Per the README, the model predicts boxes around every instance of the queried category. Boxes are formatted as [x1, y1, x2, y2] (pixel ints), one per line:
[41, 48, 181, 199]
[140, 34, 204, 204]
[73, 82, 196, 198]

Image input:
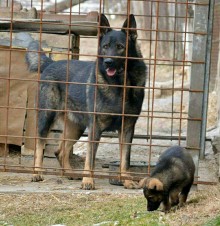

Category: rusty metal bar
[0, 166, 216, 185]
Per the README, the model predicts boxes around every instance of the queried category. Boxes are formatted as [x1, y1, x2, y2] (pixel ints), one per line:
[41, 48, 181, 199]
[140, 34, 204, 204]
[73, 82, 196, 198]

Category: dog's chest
[95, 91, 136, 132]
[96, 86, 132, 113]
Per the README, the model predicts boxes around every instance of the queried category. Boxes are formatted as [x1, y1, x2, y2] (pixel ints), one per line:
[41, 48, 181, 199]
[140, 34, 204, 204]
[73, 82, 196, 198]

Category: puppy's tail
[26, 41, 53, 73]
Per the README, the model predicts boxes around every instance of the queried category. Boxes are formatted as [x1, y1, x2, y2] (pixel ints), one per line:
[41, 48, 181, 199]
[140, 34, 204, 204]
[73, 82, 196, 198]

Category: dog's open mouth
[106, 68, 116, 77]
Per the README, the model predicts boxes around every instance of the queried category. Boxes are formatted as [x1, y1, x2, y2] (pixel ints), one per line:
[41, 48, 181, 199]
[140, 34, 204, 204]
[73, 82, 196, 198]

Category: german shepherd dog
[26, 14, 147, 190]
[139, 146, 195, 212]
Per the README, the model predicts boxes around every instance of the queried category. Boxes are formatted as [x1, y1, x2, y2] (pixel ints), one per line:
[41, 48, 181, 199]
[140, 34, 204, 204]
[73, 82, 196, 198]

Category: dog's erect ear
[121, 14, 137, 40]
[147, 178, 164, 191]
[99, 14, 112, 37]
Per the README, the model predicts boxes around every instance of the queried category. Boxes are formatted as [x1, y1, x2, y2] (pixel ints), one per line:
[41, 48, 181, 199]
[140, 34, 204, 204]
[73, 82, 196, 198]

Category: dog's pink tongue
[106, 68, 116, 76]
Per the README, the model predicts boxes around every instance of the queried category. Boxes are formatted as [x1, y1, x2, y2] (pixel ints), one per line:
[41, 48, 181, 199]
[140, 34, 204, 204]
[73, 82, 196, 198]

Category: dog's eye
[117, 44, 124, 49]
[103, 44, 109, 49]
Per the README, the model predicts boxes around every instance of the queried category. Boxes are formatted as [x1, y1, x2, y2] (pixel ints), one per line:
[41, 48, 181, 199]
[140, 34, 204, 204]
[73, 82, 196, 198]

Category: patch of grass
[0, 193, 168, 226]
[203, 215, 220, 226]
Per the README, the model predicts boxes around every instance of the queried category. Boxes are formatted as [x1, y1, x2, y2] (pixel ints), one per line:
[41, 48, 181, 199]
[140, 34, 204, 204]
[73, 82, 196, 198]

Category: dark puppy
[139, 146, 195, 212]
[26, 14, 147, 190]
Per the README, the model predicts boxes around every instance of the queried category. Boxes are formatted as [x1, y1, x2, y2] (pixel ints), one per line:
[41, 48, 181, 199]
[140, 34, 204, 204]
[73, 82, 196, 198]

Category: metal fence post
[186, 0, 210, 183]
[200, 0, 215, 159]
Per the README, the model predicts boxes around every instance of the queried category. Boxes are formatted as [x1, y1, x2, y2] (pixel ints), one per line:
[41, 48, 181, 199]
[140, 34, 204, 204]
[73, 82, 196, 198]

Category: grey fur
[26, 41, 53, 72]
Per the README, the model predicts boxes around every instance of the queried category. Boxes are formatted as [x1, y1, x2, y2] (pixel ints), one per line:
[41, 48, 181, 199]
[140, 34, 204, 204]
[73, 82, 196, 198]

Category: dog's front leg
[119, 123, 139, 189]
[81, 127, 101, 190]
[162, 195, 171, 213]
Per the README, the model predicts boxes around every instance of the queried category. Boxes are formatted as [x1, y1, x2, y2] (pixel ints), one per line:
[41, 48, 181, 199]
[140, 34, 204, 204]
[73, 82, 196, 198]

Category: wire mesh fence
[0, 0, 216, 187]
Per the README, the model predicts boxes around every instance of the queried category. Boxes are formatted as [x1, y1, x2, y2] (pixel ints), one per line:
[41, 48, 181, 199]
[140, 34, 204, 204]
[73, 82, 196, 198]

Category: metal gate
[0, 0, 216, 186]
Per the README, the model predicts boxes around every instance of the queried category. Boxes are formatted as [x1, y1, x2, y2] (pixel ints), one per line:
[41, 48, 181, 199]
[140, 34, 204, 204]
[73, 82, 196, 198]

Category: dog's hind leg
[55, 119, 85, 179]
[32, 110, 56, 182]
[32, 83, 60, 182]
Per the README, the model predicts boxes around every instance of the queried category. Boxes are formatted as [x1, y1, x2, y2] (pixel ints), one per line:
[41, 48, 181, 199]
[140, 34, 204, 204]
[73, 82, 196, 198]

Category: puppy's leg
[55, 120, 85, 179]
[81, 126, 101, 190]
[119, 122, 139, 189]
[170, 189, 180, 206]
[32, 139, 45, 182]
[162, 195, 171, 213]
[179, 181, 193, 207]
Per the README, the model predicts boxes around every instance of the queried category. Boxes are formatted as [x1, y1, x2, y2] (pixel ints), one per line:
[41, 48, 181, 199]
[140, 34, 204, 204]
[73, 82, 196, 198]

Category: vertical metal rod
[148, 0, 160, 175]
[171, 1, 177, 139]
[200, 0, 215, 159]
[118, 0, 131, 181]
[4, 0, 14, 169]
[178, 0, 189, 145]
[146, 1, 153, 140]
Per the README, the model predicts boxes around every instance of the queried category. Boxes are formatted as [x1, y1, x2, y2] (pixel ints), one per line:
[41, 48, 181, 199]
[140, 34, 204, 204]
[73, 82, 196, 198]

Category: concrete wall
[210, 1, 220, 92]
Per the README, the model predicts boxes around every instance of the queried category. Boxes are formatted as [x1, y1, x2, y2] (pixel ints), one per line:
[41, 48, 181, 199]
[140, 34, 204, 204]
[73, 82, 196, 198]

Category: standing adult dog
[26, 14, 147, 190]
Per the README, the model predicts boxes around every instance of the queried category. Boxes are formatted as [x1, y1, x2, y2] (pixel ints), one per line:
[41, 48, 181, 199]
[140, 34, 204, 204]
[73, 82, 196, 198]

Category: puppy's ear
[99, 14, 112, 37]
[121, 14, 137, 41]
[138, 178, 149, 188]
[147, 178, 164, 191]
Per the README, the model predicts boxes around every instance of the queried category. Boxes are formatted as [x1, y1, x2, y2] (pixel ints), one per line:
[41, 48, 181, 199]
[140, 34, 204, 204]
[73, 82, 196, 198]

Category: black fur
[151, 146, 195, 179]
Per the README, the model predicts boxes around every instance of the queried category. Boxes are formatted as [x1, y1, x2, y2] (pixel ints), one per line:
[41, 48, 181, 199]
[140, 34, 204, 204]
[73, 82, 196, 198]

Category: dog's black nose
[104, 58, 113, 67]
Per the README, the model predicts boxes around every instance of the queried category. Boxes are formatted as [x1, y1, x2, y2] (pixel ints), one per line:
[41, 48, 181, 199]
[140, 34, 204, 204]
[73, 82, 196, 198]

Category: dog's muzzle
[104, 58, 116, 76]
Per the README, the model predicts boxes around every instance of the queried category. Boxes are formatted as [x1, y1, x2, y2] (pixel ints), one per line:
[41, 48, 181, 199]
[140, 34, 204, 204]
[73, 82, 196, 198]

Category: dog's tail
[26, 41, 53, 73]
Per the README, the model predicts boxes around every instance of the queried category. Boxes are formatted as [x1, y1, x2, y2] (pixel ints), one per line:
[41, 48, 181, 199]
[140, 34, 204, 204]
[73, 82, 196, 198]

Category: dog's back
[152, 145, 195, 186]
[26, 41, 95, 136]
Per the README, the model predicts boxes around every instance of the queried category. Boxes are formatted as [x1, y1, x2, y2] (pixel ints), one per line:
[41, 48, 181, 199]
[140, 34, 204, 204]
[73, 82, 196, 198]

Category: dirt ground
[0, 161, 219, 226]
[0, 114, 219, 225]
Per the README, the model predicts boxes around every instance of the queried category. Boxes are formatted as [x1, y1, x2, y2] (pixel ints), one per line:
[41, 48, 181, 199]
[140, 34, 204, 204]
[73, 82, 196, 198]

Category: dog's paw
[123, 180, 139, 189]
[81, 177, 95, 190]
[31, 174, 44, 182]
